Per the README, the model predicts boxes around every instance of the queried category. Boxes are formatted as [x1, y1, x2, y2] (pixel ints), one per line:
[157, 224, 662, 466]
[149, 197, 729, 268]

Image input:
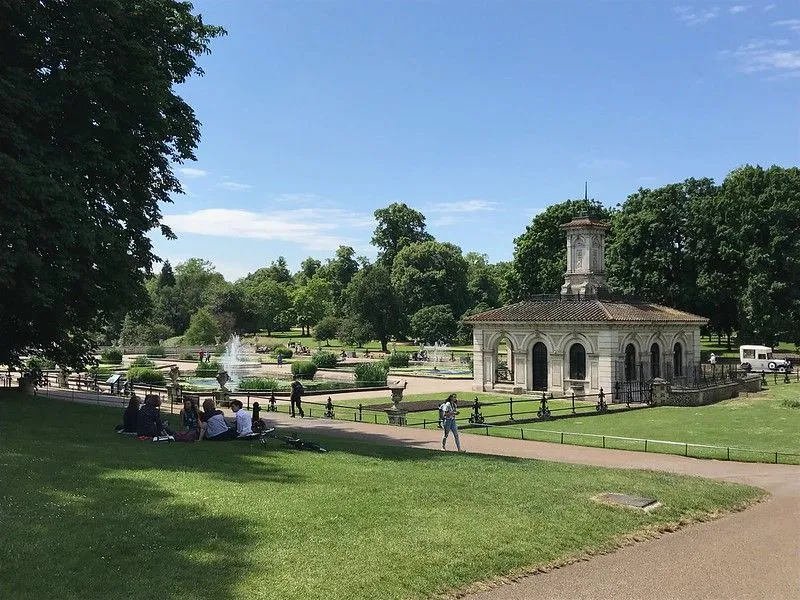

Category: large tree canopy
[372, 203, 434, 266]
[0, 1, 224, 367]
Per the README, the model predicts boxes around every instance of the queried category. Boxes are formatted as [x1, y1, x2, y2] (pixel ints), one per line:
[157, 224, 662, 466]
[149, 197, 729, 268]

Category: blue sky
[154, 1, 800, 280]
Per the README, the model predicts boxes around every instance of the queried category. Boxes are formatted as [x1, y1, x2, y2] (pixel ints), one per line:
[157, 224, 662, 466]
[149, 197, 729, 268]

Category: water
[420, 341, 449, 369]
[220, 334, 252, 389]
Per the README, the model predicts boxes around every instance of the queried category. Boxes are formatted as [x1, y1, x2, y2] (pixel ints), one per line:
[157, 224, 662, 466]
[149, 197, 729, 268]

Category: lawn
[475, 384, 800, 462]
[0, 392, 763, 600]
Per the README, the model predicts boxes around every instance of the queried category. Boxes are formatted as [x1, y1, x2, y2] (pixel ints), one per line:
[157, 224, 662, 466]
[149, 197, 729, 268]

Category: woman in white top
[441, 394, 463, 452]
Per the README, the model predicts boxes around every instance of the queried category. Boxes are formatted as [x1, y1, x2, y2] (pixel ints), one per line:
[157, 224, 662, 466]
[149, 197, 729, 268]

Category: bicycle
[258, 429, 328, 453]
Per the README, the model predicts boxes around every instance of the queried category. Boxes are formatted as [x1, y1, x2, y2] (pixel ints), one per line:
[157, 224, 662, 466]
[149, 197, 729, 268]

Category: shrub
[313, 316, 340, 345]
[180, 352, 197, 361]
[386, 352, 410, 368]
[195, 359, 221, 377]
[26, 357, 56, 371]
[126, 366, 165, 385]
[183, 308, 221, 345]
[354, 362, 388, 387]
[312, 351, 338, 369]
[238, 377, 281, 391]
[100, 349, 123, 364]
[271, 345, 293, 359]
[146, 345, 166, 357]
[291, 360, 317, 379]
[131, 356, 156, 368]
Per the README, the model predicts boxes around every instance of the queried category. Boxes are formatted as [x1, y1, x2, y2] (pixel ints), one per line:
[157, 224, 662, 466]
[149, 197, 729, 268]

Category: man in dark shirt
[290, 377, 305, 418]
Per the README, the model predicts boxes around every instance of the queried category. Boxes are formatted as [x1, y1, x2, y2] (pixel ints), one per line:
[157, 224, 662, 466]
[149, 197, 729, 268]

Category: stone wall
[663, 375, 762, 407]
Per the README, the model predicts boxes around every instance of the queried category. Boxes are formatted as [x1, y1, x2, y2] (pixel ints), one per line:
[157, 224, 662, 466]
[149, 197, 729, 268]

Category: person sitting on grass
[116, 394, 140, 434]
[231, 400, 253, 437]
[173, 398, 201, 441]
[200, 398, 237, 441]
[136, 395, 174, 441]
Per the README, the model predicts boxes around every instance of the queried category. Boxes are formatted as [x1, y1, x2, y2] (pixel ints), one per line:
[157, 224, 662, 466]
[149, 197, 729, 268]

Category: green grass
[0, 392, 764, 600]
[478, 385, 800, 462]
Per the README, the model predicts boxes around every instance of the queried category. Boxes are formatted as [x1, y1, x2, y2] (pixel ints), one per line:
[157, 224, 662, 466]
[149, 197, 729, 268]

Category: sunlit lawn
[0, 392, 764, 600]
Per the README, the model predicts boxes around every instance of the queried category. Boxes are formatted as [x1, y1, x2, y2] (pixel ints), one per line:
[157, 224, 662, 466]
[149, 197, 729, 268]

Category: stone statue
[216, 370, 230, 392]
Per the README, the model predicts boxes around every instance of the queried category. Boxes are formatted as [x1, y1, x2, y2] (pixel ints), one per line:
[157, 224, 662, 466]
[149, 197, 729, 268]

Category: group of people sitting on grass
[117, 394, 264, 442]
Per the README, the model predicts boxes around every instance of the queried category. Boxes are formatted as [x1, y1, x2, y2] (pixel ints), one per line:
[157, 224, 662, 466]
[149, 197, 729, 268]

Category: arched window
[673, 342, 683, 377]
[569, 343, 586, 380]
[650, 343, 661, 379]
[624, 344, 637, 381]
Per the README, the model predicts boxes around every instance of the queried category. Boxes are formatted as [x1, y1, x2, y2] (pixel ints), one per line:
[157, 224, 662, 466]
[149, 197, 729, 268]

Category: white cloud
[215, 181, 253, 191]
[722, 39, 800, 77]
[178, 167, 207, 178]
[162, 207, 372, 251]
[673, 5, 720, 26]
[579, 158, 630, 170]
[729, 5, 749, 14]
[773, 19, 800, 31]
[763, 4, 776, 11]
[426, 199, 499, 213]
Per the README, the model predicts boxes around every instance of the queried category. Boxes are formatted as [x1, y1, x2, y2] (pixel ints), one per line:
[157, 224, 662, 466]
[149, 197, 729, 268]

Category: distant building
[465, 216, 708, 401]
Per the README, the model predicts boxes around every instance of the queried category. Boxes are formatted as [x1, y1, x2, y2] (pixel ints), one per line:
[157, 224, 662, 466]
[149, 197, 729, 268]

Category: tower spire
[584, 181, 588, 201]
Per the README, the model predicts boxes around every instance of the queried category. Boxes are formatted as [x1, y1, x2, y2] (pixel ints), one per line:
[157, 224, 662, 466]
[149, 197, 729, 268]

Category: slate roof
[464, 299, 708, 324]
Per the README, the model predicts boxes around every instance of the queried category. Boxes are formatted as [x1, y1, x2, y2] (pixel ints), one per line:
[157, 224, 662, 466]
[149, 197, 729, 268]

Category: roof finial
[584, 181, 588, 201]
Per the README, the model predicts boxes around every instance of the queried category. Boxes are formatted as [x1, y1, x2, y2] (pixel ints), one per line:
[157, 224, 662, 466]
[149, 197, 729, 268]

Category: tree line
[117, 164, 800, 354]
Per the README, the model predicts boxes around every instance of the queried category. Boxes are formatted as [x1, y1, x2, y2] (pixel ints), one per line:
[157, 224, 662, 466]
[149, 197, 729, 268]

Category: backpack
[438, 403, 446, 421]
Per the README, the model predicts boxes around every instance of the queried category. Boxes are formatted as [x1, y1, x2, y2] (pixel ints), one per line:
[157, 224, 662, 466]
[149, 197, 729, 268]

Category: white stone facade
[471, 322, 703, 397]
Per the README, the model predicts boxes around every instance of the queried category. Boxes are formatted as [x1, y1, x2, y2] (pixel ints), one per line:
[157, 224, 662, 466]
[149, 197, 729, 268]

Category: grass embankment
[474, 385, 800, 463]
[0, 392, 763, 600]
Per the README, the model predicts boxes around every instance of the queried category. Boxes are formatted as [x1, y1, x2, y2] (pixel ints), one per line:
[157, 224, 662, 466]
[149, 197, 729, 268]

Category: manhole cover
[595, 493, 660, 510]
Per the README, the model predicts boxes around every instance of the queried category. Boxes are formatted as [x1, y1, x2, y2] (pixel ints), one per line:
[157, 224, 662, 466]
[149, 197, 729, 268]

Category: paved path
[261, 412, 800, 600]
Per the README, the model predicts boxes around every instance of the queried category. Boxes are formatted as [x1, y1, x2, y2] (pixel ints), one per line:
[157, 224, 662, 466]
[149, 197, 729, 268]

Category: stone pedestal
[57, 370, 69, 388]
[213, 390, 230, 407]
[386, 408, 408, 426]
[167, 385, 180, 404]
[650, 377, 671, 406]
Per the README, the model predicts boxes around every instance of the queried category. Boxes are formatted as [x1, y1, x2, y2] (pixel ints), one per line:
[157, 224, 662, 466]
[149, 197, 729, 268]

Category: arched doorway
[492, 334, 514, 384]
[650, 343, 661, 378]
[569, 343, 586, 380]
[624, 344, 637, 381]
[673, 342, 683, 377]
[532, 342, 548, 391]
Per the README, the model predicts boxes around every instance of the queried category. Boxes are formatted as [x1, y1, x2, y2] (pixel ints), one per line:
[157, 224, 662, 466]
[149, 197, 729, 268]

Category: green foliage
[0, 3, 224, 369]
[195, 360, 221, 377]
[313, 316, 340, 345]
[318, 246, 359, 308]
[372, 202, 434, 266]
[270, 345, 293, 359]
[126, 367, 165, 385]
[391, 241, 469, 318]
[183, 309, 221, 345]
[27, 357, 56, 371]
[410, 305, 458, 345]
[353, 362, 389, 386]
[512, 199, 612, 300]
[237, 377, 281, 391]
[456, 303, 489, 345]
[239, 277, 292, 335]
[782, 398, 800, 409]
[386, 352, 410, 368]
[181, 352, 197, 361]
[100, 349, 123, 365]
[312, 351, 339, 369]
[291, 360, 318, 379]
[293, 276, 331, 335]
[131, 356, 156, 368]
[145, 346, 166, 358]
[345, 265, 400, 351]
[336, 316, 375, 348]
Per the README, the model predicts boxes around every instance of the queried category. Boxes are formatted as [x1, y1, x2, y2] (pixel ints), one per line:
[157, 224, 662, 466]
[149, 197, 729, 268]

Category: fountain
[219, 334, 260, 389]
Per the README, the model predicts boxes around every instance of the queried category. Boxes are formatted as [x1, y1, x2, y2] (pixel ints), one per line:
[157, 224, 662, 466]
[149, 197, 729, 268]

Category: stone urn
[385, 379, 408, 425]
[167, 365, 181, 404]
[214, 370, 231, 406]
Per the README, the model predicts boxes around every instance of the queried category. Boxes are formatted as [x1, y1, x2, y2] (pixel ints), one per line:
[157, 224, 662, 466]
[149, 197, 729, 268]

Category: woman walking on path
[441, 394, 463, 452]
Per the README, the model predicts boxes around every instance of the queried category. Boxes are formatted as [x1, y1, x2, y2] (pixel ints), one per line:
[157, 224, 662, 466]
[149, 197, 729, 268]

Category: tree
[320, 245, 359, 309]
[0, 1, 224, 368]
[465, 252, 503, 308]
[183, 309, 221, 345]
[265, 256, 292, 284]
[716, 166, 800, 345]
[606, 179, 715, 312]
[173, 259, 226, 333]
[410, 305, 458, 345]
[372, 203, 434, 266]
[296, 257, 322, 285]
[293, 277, 331, 336]
[337, 316, 374, 348]
[345, 265, 403, 352]
[313, 316, 340, 346]
[391, 241, 470, 318]
[240, 279, 292, 335]
[455, 303, 490, 345]
[157, 261, 176, 289]
[512, 199, 612, 300]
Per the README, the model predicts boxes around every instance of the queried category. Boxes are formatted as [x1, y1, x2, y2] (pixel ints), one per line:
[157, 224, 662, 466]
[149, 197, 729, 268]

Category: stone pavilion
[465, 216, 708, 400]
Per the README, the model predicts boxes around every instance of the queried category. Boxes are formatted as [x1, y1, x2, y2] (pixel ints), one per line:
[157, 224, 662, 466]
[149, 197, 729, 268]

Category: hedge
[195, 360, 221, 377]
[100, 349, 123, 365]
[291, 360, 317, 379]
[312, 351, 339, 369]
[354, 362, 388, 386]
[131, 356, 156, 368]
[238, 377, 281, 391]
[386, 352, 410, 368]
[126, 367, 165, 385]
[271, 345, 293, 359]
[146, 346, 166, 357]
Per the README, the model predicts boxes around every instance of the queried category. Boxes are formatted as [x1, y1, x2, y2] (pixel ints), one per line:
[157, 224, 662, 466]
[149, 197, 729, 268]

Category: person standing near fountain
[440, 394, 463, 452]
[290, 376, 305, 418]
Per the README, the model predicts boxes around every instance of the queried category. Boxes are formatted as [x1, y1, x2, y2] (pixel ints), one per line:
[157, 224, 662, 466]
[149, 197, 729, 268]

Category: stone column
[651, 378, 671, 406]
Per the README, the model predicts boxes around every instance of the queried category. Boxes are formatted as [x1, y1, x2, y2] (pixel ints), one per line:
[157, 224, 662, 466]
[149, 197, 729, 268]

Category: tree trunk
[726, 332, 732, 350]
[381, 338, 388, 353]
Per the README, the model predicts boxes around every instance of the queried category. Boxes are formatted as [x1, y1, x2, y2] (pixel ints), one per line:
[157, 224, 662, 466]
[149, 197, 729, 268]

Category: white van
[739, 345, 792, 372]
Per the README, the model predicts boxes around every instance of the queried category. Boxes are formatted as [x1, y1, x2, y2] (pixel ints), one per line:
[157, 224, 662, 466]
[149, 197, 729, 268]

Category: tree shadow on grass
[0, 392, 305, 600]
